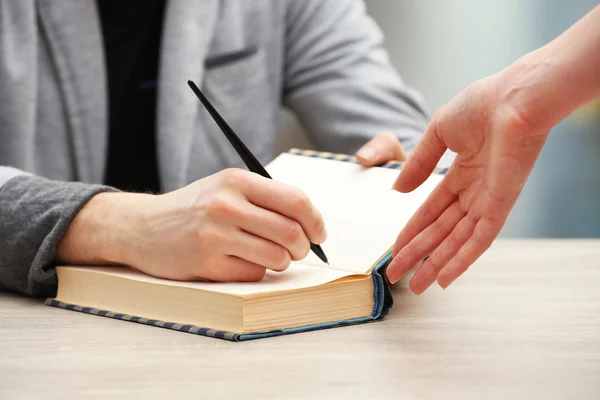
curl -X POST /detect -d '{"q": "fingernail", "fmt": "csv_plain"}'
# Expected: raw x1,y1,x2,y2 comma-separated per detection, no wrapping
389,269,408,285
385,269,399,285
357,146,377,162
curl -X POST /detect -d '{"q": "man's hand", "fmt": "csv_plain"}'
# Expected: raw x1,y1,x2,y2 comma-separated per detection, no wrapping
385,69,551,294
56,169,327,282
355,132,408,166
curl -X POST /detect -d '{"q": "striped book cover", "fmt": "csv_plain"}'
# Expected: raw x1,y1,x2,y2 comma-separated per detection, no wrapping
287,148,448,175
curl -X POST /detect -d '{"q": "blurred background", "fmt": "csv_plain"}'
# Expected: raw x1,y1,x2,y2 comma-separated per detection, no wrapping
278,0,600,239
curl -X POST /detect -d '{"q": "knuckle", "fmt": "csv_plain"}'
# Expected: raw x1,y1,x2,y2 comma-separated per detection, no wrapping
295,238,311,260
218,168,247,188
288,189,310,215
311,215,325,238
269,246,291,269
205,196,232,219
205,196,245,221
282,220,303,246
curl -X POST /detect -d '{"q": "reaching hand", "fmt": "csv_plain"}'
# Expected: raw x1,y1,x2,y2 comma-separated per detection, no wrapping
385,4,600,294
385,71,551,294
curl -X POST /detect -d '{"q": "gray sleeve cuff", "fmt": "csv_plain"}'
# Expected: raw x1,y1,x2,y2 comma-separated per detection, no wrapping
0,174,118,297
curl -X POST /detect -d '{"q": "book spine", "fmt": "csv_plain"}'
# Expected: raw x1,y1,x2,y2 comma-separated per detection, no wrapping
44,299,242,341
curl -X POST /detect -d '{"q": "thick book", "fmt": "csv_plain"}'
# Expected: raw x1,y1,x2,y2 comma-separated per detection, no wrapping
46,148,446,341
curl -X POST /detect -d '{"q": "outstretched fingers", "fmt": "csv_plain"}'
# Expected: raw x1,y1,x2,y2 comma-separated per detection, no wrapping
386,200,465,283
391,178,457,259
408,213,479,294
436,218,500,289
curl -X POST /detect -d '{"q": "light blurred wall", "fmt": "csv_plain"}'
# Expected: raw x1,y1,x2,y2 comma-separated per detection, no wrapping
362,0,537,111
278,0,600,238
363,0,600,238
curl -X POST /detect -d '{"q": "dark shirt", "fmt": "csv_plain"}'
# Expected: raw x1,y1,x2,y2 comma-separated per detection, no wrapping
97,0,166,193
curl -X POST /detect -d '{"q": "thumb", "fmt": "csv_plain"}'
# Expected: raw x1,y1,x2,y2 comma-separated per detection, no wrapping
393,113,447,192
356,132,408,167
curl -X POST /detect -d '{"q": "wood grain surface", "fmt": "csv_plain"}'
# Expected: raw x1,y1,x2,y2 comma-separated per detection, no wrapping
1,239,599,399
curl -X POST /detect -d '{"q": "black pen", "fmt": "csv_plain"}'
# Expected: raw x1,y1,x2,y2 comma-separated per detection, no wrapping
187,80,329,265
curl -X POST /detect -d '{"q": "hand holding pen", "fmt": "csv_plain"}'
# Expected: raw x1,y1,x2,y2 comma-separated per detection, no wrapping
187,80,329,265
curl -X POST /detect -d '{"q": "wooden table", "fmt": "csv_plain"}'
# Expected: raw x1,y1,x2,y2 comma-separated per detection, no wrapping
1,239,600,399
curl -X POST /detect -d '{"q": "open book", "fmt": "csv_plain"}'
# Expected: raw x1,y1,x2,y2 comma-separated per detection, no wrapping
46,149,446,341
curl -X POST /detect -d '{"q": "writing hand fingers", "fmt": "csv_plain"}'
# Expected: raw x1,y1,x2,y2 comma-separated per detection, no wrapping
226,230,292,272
241,174,327,245
234,202,311,262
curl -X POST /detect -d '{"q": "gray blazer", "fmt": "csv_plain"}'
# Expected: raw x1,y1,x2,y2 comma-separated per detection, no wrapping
0,0,430,296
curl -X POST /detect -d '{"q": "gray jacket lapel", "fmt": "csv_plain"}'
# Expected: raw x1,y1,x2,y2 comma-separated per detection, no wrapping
37,0,220,190
37,0,106,184
157,0,219,192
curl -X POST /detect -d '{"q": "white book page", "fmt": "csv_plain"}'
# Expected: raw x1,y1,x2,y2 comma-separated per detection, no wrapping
266,153,443,274
60,153,441,297
62,263,357,296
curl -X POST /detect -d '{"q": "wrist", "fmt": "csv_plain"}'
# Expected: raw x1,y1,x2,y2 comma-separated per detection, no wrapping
497,50,559,133
56,191,154,267
500,36,600,133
